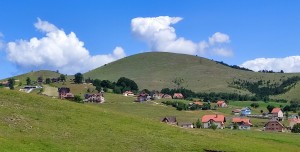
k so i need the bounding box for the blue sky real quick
[1,0,300,79]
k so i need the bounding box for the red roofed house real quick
[173,93,184,99]
[162,94,172,99]
[84,93,105,103]
[123,91,134,96]
[289,118,300,129]
[232,109,241,115]
[271,108,284,121]
[264,119,285,132]
[217,100,227,108]
[0,81,9,87]
[58,87,72,99]
[202,114,226,129]
[230,117,252,130]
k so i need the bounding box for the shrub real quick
[210,123,218,130]
[195,119,202,128]
[73,95,83,103]
[233,123,238,130]
[291,123,300,133]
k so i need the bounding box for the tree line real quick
[231,76,300,99]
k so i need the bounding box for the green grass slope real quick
[5,70,61,84]
[1,89,300,151]
[84,52,300,94]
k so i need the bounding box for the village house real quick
[271,108,284,121]
[84,93,105,103]
[0,81,9,87]
[149,91,161,100]
[161,116,177,125]
[123,91,134,96]
[173,93,184,99]
[264,119,285,132]
[37,76,43,83]
[232,109,241,115]
[64,93,75,100]
[58,87,74,100]
[230,117,252,130]
[179,122,194,128]
[202,114,226,129]
[51,78,60,83]
[241,107,251,116]
[162,94,172,99]
[136,93,151,102]
[288,117,300,129]
[216,100,227,107]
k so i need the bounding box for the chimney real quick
[215,114,218,118]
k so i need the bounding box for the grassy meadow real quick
[1,88,300,151]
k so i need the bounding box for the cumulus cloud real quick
[6,18,126,74]
[209,32,230,45]
[131,16,197,54]
[131,16,232,57]
[240,56,300,73]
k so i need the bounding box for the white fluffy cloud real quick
[131,16,197,54]
[240,56,300,73]
[209,32,230,45]
[131,16,232,57]
[6,18,126,74]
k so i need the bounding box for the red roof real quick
[271,108,282,114]
[232,109,241,113]
[202,114,225,123]
[123,91,133,94]
[173,93,184,98]
[232,117,252,126]
[217,100,225,105]
[289,118,300,123]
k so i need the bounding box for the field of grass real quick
[271,82,300,101]
[1,89,300,151]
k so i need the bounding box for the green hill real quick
[1,89,300,151]
[84,52,300,96]
[4,70,61,84]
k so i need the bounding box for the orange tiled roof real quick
[232,117,252,125]
[289,118,300,123]
[173,93,184,98]
[202,114,225,123]
[271,108,281,114]
[217,100,225,105]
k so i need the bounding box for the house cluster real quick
[161,106,298,132]
[58,87,74,100]
[126,91,184,102]
[84,93,105,103]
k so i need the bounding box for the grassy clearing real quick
[42,85,58,97]
[1,89,300,151]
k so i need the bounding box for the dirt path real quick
[42,85,58,97]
